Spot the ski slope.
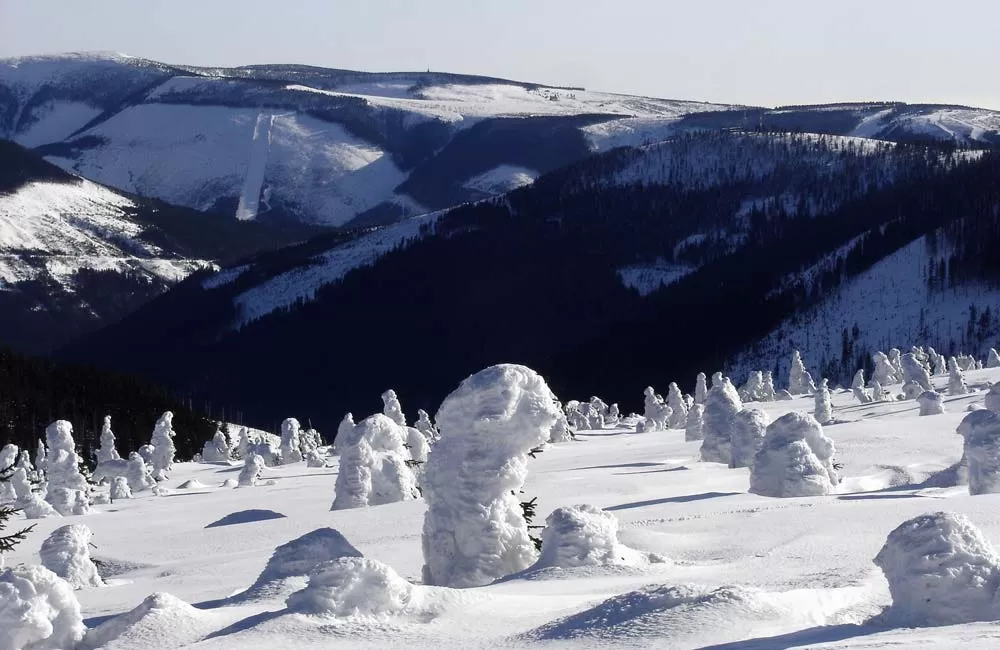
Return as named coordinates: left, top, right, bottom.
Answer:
left=6, top=365, right=1000, bottom=649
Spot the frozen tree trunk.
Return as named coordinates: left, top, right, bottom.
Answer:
left=685, top=403, right=705, bottom=442
left=700, top=378, right=743, bottom=464
left=749, top=412, right=838, bottom=498
left=874, top=512, right=1000, bottom=626
left=730, top=408, right=770, bottom=469
left=381, top=389, right=407, bottom=427
left=39, top=524, right=104, bottom=589
left=280, top=418, right=304, bottom=465
left=422, top=364, right=559, bottom=588
left=814, top=378, right=833, bottom=424
left=694, top=372, right=708, bottom=405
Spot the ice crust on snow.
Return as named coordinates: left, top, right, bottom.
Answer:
left=422, top=363, right=559, bottom=588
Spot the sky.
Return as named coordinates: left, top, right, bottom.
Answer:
left=2, top=0, right=999, bottom=110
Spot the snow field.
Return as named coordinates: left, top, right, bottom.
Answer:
left=3, top=366, right=1000, bottom=648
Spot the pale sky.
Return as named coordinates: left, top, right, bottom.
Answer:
left=3, top=0, right=998, bottom=110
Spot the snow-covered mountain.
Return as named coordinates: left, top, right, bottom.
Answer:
left=5, top=53, right=1000, bottom=229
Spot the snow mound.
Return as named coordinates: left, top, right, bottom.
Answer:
left=918, top=391, right=946, bottom=416
left=874, top=512, right=1000, bottom=626
left=80, top=592, right=215, bottom=650
left=39, top=524, right=104, bottom=589
left=204, top=509, right=287, bottom=528
left=285, top=557, right=413, bottom=617
left=526, top=583, right=781, bottom=642
left=0, top=564, right=85, bottom=650
left=238, top=528, right=363, bottom=601
left=175, top=479, right=208, bottom=490
left=532, top=505, right=653, bottom=570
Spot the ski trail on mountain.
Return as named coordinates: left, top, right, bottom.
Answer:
left=235, top=112, right=275, bottom=221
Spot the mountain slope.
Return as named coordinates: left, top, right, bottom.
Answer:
left=6, top=54, right=1000, bottom=230
left=0, top=140, right=328, bottom=352
left=60, top=131, right=997, bottom=430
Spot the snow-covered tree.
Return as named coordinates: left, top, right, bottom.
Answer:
left=149, top=411, right=177, bottom=481
left=667, top=383, right=688, bottom=428
left=700, top=377, right=742, bottom=464
left=929, top=347, right=948, bottom=376
left=238, top=454, right=265, bottom=487
left=235, top=426, right=250, bottom=460
left=642, top=387, right=671, bottom=432
left=872, top=351, right=898, bottom=386
left=761, top=371, right=777, bottom=401
left=34, top=439, right=47, bottom=480
left=949, top=357, right=970, bottom=396
left=812, top=378, right=833, bottom=424
left=851, top=369, right=872, bottom=404
left=39, top=524, right=103, bottom=589
left=0, top=564, right=86, bottom=649
left=738, top=371, right=764, bottom=403
left=548, top=403, right=573, bottom=443
left=960, top=410, right=1000, bottom=495
left=406, top=426, right=430, bottom=463
left=532, top=505, right=649, bottom=569
left=110, top=476, right=131, bottom=500
left=986, top=382, right=1000, bottom=414
left=917, top=391, right=946, bottom=416
left=787, top=350, right=816, bottom=395
left=987, top=349, right=1000, bottom=369
left=694, top=372, right=708, bottom=405
left=422, top=364, right=560, bottom=588
left=44, top=421, right=90, bottom=516
left=607, top=404, right=621, bottom=427
left=381, top=389, right=407, bottom=427
left=125, top=452, right=155, bottom=493
left=749, top=412, right=838, bottom=497
left=888, top=348, right=904, bottom=378
left=730, top=408, right=770, bottom=469
left=280, top=418, right=304, bottom=465
left=333, top=413, right=355, bottom=456
left=201, top=428, right=231, bottom=463
left=874, top=512, right=1000, bottom=626
left=10, top=465, right=56, bottom=520
left=872, top=380, right=891, bottom=402
left=331, top=414, right=418, bottom=510
left=0, top=444, right=17, bottom=503
left=901, top=353, right=933, bottom=392
left=95, top=415, right=120, bottom=465
left=414, top=409, right=438, bottom=441
left=685, top=403, right=705, bottom=442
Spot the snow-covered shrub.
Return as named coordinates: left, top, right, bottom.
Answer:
left=695, top=372, right=708, bottom=405
left=874, top=511, right=1000, bottom=626
left=961, top=410, right=1000, bottom=495
left=788, top=350, right=816, bottom=395
left=0, top=564, right=85, bottom=650
left=749, top=412, right=838, bottom=498
left=917, top=391, right=946, bottom=416
left=200, top=428, right=231, bottom=463
left=44, top=421, right=89, bottom=516
left=949, top=357, right=970, bottom=396
left=685, top=403, right=705, bottom=442
left=381, top=389, right=406, bottom=427
left=414, top=409, right=438, bottom=441
left=331, top=414, right=418, bottom=510
left=902, top=353, right=933, bottom=392
left=110, top=476, right=131, bottom=500
left=666, top=384, right=688, bottom=428
left=872, top=352, right=897, bottom=386
left=700, top=377, right=742, bottom=464
left=642, top=387, right=671, bottom=432
left=286, top=557, right=413, bottom=617
left=988, top=349, right=1000, bottom=369
left=39, top=524, right=103, bottom=589
left=125, top=452, right=155, bottom=493
left=239, top=527, right=363, bottom=601
left=422, top=363, right=559, bottom=588
left=730, top=408, right=770, bottom=469
left=280, top=418, right=304, bottom=465
left=533, top=504, right=646, bottom=569
left=94, top=416, right=120, bottom=465
left=814, top=378, right=833, bottom=424
left=238, top=454, right=265, bottom=488
left=149, top=411, right=177, bottom=481
left=985, top=382, right=1000, bottom=414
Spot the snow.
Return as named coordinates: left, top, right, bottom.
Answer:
left=0, top=564, right=86, bottom=650
left=617, top=262, right=693, bottom=296
left=532, top=504, right=653, bottom=570
left=285, top=557, right=414, bottom=617
left=14, top=101, right=102, bottom=148
left=462, top=165, right=537, bottom=195
left=39, top=524, right=104, bottom=589
left=5, top=366, right=1000, bottom=648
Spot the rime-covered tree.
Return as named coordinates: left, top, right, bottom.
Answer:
left=814, top=378, right=833, bottom=424
left=149, top=411, right=177, bottom=481
left=95, top=415, right=120, bottom=465
left=700, top=377, right=743, bottom=464
left=694, top=372, right=708, bottom=405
